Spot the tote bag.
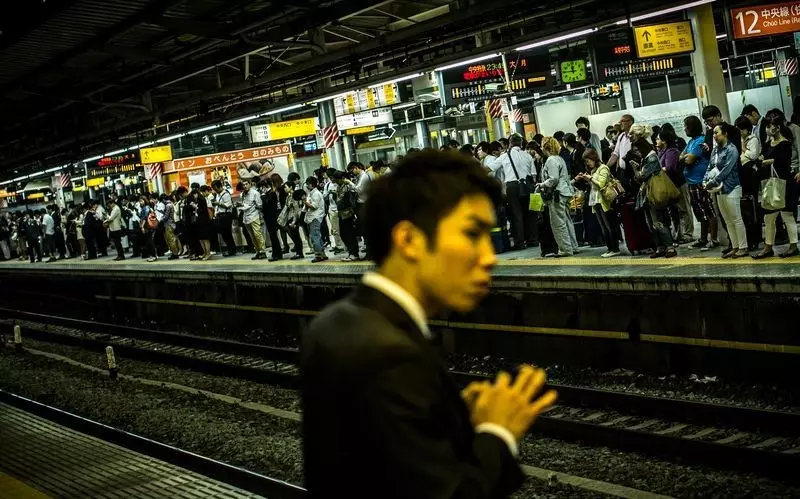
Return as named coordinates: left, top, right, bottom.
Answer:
left=646, top=170, right=680, bottom=208
left=760, top=166, right=786, bottom=211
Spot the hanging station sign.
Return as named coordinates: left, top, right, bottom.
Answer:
left=167, top=143, right=292, bottom=172
left=335, top=108, right=393, bottom=130
left=333, top=84, right=400, bottom=116
left=440, top=55, right=551, bottom=105
left=591, top=28, right=688, bottom=83
left=87, top=151, right=141, bottom=178
left=140, top=145, right=173, bottom=164
left=250, top=117, right=318, bottom=143
left=730, top=2, right=800, bottom=39
left=633, top=21, right=695, bottom=59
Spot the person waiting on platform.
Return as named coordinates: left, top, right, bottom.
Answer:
left=753, top=113, right=800, bottom=259
left=705, top=125, right=749, bottom=258
left=301, top=149, right=557, bottom=499
left=104, top=198, right=125, bottom=261
left=240, top=179, right=266, bottom=261
left=189, top=188, right=212, bottom=261
left=578, top=148, right=621, bottom=258
left=682, top=115, right=720, bottom=251
left=538, top=136, right=578, bottom=257
left=138, top=195, right=158, bottom=262
left=302, top=176, right=328, bottom=263
left=629, top=126, right=677, bottom=258
left=330, top=170, right=361, bottom=261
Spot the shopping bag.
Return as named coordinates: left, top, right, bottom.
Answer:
left=646, top=170, right=680, bottom=208
left=601, top=176, right=625, bottom=204
left=760, top=166, right=786, bottom=211
left=529, top=192, right=545, bottom=212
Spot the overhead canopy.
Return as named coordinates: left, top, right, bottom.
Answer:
left=21, top=177, right=52, bottom=192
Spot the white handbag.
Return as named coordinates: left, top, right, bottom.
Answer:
left=761, top=166, right=786, bottom=211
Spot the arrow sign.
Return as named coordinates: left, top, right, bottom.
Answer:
left=642, top=30, right=652, bottom=42
left=384, top=124, right=397, bottom=139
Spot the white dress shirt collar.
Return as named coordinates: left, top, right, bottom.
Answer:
left=362, top=272, right=431, bottom=339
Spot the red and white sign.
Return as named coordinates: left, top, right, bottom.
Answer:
left=323, top=124, right=339, bottom=149
left=778, top=57, right=799, bottom=75
left=165, top=143, right=292, bottom=173
left=58, top=172, right=71, bottom=189
left=731, top=2, right=800, bottom=40
left=510, top=109, right=524, bottom=123
left=145, top=163, right=163, bottom=180
left=487, top=99, right=504, bottom=119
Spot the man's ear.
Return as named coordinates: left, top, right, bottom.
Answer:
left=390, top=220, right=426, bottom=263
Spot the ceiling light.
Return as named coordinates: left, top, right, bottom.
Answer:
left=261, top=104, right=305, bottom=116
left=188, top=124, right=220, bottom=135
left=368, top=73, right=423, bottom=89
left=82, top=155, right=103, bottom=162
left=615, top=0, right=716, bottom=25
left=716, top=34, right=727, bottom=40
left=45, top=167, right=62, bottom=173
left=105, top=149, right=126, bottom=156
left=393, top=102, right=418, bottom=110
left=223, top=114, right=259, bottom=126
left=156, top=134, right=184, bottom=143
left=136, top=141, right=154, bottom=148
left=516, top=28, right=598, bottom=51
left=12, top=175, right=29, bottom=182
left=435, top=53, right=501, bottom=72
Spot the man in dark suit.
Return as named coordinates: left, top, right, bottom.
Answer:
left=301, top=150, right=557, bottom=498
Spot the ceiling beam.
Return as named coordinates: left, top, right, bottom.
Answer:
left=150, top=16, right=237, bottom=40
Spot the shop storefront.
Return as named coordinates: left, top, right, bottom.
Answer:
left=161, top=143, right=294, bottom=192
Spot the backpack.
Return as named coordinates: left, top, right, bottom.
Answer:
left=146, top=211, right=158, bottom=230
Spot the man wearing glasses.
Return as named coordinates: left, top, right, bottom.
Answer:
left=608, top=114, right=634, bottom=175
left=702, top=105, right=741, bottom=156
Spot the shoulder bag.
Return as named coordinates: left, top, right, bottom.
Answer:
left=761, top=165, right=787, bottom=211
left=507, top=150, right=532, bottom=197
left=538, top=159, right=563, bottom=201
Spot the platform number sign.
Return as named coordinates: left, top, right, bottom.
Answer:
left=731, top=2, right=800, bottom=40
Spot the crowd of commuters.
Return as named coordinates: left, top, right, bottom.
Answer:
left=471, top=105, right=800, bottom=259
left=2, top=103, right=799, bottom=264
left=0, top=163, right=386, bottom=264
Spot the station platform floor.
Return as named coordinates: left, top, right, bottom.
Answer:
left=0, top=241, right=797, bottom=293
left=0, top=401, right=263, bottom=499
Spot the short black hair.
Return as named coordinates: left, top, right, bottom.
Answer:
left=575, top=117, right=590, bottom=128
left=701, top=105, right=722, bottom=120
left=287, top=172, right=301, bottom=183
left=605, top=125, right=615, bottom=134
left=684, top=115, right=704, bottom=138
left=553, top=131, right=565, bottom=142
left=734, top=115, right=753, bottom=132
left=563, top=133, right=578, bottom=148
left=632, top=137, right=653, bottom=155
left=306, top=176, right=319, bottom=188
left=658, top=127, right=677, bottom=147
left=190, top=182, right=201, bottom=190
left=363, top=150, right=501, bottom=265
left=292, top=188, right=307, bottom=201
left=346, top=161, right=364, bottom=172
left=509, top=134, right=523, bottom=148
left=211, top=180, right=223, bottom=190
left=576, top=128, right=591, bottom=142
left=742, top=104, right=759, bottom=116
left=532, top=133, right=544, bottom=144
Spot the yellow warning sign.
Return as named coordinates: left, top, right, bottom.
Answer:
left=634, top=21, right=695, bottom=59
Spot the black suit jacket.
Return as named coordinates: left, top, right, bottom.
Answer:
left=301, top=285, right=524, bottom=499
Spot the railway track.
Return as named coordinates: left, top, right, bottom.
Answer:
left=3, top=309, right=800, bottom=482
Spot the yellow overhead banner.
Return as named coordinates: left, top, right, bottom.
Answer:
left=345, top=125, right=376, bottom=136
left=86, top=177, right=106, bottom=187
left=634, top=21, right=694, bottom=59
left=140, top=145, right=173, bottom=163
left=250, top=118, right=318, bottom=142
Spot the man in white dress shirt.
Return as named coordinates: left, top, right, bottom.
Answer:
left=489, top=134, right=537, bottom=249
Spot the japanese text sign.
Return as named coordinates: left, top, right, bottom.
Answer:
left=140, top=145, right=173, bottom=164
left=731, top=2, right=800, bottom=39
left=168, top=144, right=292, bottom=172
left=634, top=21, right=695, bottom=58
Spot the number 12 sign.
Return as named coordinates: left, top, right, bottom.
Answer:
left=731, top=2, right=800, bottom=40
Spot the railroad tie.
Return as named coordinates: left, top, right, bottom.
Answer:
left=582, top=412, right=606, bottom=422
left=600, top=416, right=632, bottom=427
left=782, top=447, right=800, bottom=454
left=653, top=423, right=688, bottom=435
left=714, top=432, right=750, bottom=445
left=626, top=419, right=660, bottom=431
left=682, top=427, right=717, bottom=440
left=748, top=437, right=783, bottom=449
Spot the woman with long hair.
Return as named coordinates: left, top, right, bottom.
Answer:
left=753, top=114, right=799, bottom=258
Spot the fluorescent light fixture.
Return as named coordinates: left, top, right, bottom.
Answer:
left=716, top=34, right=727, bottom=39
left=188, top=124, right=220, bottom=135
left=156, top=133, right=184, bottom=143
left=223, top=114, right=259, bottom=126
left=393, top=102, right=418, bottom=110
left=13, top=175, right=29, bottom=182
left=261, top=104, right=305, bottom=116
left=29, top=171, right=46, bottom=178
left=615, top=0, right=715, bottom=25
left=310, top=92, right=350, bottom=105
left=136, top=141, right=154, bottom=148
left=435, top=53, right=500, bottom=72
left=45, top=167, right=62, bottom=173
left=105, top=149, right=126, bottom=156
left=82, top=155, right=103, bottom=162
left=516, top=28, right=598, bottom=51
left=369, top=72, right=423, bottom=89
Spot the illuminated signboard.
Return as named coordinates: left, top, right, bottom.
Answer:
left=335, top=108, right=393, bottom=130
left=633, top=21, right=695, bottom=59
left=731, top=2, right=800, bottom=39
left=87, top=151, right=141, bottom=178
left=250, top=117, right=319, bottom=142
left=140, top=145, right=173, bottom=163
left=440, top=55, right=551, bottom=104
left=333, top=84, right=400, bottom=116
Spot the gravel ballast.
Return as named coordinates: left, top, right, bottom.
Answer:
left=7, top=341, right=800, bottom=498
